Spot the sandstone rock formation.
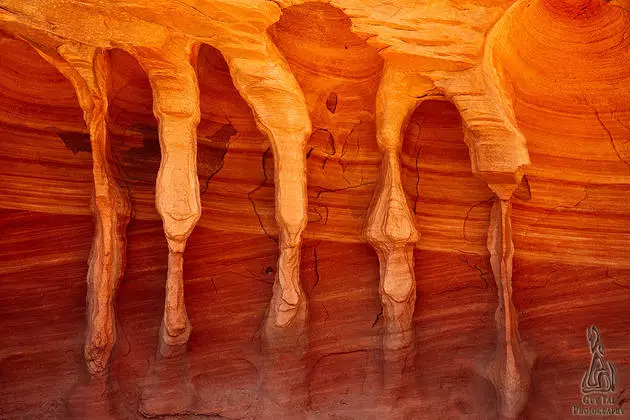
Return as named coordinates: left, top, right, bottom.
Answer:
left=0, top=0, right=629, bottom=419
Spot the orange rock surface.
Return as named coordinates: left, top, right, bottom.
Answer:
left=0, top=1, right=629, bottom=419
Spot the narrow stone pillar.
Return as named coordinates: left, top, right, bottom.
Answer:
left=223, top=36, right=311, bottom=337
left=438, top=50, right=532, bottom=417
left=486, top=191, right=533, bottom=419
left=364, top=62, right=427, bottom=394
left=134, top=40, right=201, bottom=351
left=221, top=34, right=311, bottom=415
left=38, top=45, right=132, bottom=376
left=83, top=51, right=132, bottom=375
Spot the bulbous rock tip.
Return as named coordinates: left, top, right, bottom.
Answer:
left=160, top=314, right=192, bottom=347
left=84, top=338, right=112, bottom=378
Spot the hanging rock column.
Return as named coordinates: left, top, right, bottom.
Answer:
left=133, top=38, right=202, bottom=352
left=35, top=44, right=131, bottom=376
left=220, top=33, right=312, bottom=414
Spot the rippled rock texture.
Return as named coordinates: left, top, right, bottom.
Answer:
left=0, top=0, right=629, bottom=419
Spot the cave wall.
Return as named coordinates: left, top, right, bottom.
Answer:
left=0, top=1, right=629, bottom=419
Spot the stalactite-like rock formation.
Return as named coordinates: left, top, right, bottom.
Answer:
left=486, top=195, right=533, bottom=419
left=219, top=32, right=313, bottom=416
left=360, top=0, right=531, bottom=402
left=0, top=0, right=629, bottom=419
left=133, top=39, right=202, bottom=350
left=30, top=45, right=133, bottom=377
left=364, top=62, right=421, bottom=392
left=221, top=32, right=312, bottom=337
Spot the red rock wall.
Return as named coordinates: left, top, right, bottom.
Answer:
left=1, top=2, right=629, bottom=418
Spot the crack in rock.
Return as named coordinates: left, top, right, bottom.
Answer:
left=248, top=147, right=277, bottom=243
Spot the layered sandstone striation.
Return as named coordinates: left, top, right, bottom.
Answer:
left=0, top=0, right=629, bottom=419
